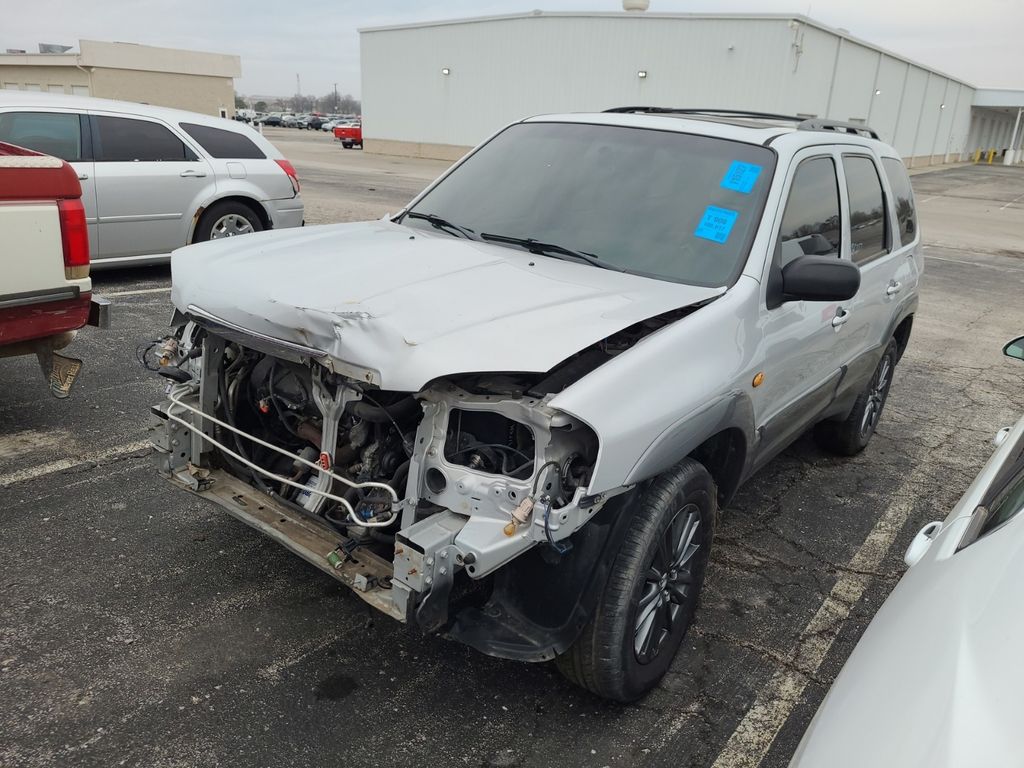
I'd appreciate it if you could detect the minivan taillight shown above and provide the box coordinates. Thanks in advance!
[58,198,89,280]
[275,159,300,195]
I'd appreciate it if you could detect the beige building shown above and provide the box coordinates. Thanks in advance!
[0,40,240,117]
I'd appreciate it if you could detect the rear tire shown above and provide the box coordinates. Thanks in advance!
[555,459,716,702]
[815,338,898,456]
[193,200,263,244]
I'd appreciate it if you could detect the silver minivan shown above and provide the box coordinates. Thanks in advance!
[0,93,304,268]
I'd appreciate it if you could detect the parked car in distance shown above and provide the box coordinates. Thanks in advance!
[790,336,1024,768]
[260,114,283,127]
[282,114,298,128]
[151,109,920,702]
[333,121,362,149]
[0,141,109,396]
[0,93,304,269]
[307,115,326,130]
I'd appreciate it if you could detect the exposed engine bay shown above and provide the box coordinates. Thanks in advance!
[151,319,608,641]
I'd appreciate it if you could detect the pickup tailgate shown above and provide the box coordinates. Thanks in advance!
[0,144,88,303]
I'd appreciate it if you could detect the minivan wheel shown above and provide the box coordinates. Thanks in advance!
[555,459,716,702]
[194,201,264,243]
[815,338,898,456]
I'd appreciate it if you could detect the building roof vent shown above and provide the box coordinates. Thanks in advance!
[623,0,650,11]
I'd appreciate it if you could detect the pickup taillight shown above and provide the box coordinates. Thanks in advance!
[274,159,300,195]
[58,198,89,280]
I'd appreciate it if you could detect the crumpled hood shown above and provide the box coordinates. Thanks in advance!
[171,220,722,391]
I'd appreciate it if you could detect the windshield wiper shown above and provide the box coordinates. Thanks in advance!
[479,233,626,272]
[404,211,479,240]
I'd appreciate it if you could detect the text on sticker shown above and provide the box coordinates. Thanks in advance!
[721,161,762,194]
[695,206,739,244]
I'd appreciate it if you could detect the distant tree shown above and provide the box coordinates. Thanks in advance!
[234,93,247,109]
[288,93,314,113]
[338,94,361,115]
[254,100,267,113]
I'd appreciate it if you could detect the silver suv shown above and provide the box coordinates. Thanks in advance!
[0,93,303,268]
[151,108,920,701]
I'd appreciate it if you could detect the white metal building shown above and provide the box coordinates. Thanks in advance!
[360,11,1024,164]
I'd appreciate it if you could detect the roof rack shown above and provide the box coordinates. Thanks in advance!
[796,118,879,140]
[603,107,880,140]
[604,107,803,121]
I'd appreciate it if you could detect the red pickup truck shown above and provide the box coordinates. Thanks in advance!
[332,122,363,149]
[0,141,109,397]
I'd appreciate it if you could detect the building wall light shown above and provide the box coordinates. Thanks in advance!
[940,103,946,109]
[441,67,450,76]
[638,70,648,79]
[874,89,881,96]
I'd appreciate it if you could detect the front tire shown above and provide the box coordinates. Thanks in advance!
[555,459,716,702]
[193,200,263,243]
[815,338,898,456]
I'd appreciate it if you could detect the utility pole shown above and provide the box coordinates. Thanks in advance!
[334,82,338,111]
[296,73,301,96]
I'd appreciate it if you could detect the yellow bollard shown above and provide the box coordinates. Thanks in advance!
[987,149,995,164]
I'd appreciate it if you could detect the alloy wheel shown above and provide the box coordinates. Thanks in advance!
[634,503,702,664]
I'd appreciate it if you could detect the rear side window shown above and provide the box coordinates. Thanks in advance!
[843,156,888,264]
[980,470,1024,538]
[777,156,841,267]
[882,157,917,243]
[92,116,196,162]
[0,111,82,161]
[179,122,265,159]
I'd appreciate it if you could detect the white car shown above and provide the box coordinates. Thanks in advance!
[790,336,1024,768]
[151,109,921,702]
[0,93,304,268]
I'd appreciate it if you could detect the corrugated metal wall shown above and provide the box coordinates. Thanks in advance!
[360,14,980,163]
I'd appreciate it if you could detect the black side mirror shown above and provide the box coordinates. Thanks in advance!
[781,255,861,303]
[1004,337,1024,361]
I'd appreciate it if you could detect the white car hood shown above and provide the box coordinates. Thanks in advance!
[171,220,723,391]
[791,513,1024,768]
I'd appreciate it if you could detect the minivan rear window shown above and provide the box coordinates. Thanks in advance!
[179,122,266,159]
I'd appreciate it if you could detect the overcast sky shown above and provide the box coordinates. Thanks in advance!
[4,0,1022,97]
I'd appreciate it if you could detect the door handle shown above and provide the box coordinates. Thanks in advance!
[831,307,850,328]
[77,173,89,181]
[179,169,207,178]
[886,280,902,296]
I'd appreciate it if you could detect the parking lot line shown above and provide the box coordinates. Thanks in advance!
[924,254,1024,272]
[999,192,1024,210]
[102,287,172,297]
[0,440,151,488]
[708,457,934,768]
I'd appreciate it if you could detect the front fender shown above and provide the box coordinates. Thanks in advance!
[624,391,755,486]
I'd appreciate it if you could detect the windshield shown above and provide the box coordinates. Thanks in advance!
[403,121,775,287]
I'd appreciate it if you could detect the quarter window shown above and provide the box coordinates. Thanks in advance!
[843,156,888,263]
[92,116,196,162]
[179,122,265,159]
[0,111,83,161]
[777,157,841,267]
[882,157,917,243]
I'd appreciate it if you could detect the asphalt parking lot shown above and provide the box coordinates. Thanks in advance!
[2,128,1023,768]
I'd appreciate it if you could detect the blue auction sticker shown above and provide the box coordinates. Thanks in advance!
[695,205,739,244]
[720,161,762,194]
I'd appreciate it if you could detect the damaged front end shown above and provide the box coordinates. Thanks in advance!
[151,315,621,659]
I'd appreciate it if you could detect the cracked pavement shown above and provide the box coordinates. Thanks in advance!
[1,132,1022,768]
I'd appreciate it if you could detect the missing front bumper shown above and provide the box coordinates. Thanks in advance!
[158,461,405,622]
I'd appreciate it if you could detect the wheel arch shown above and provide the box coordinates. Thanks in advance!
[189,195,271,243]
[622,392,755,507]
